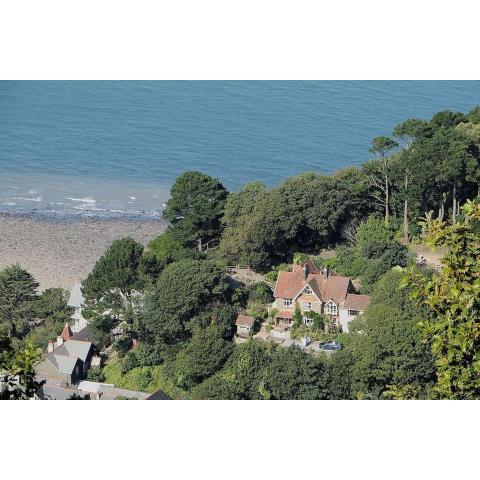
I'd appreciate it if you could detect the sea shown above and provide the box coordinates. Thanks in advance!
[1,81,480,220]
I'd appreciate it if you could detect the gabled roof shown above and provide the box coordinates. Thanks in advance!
[321,275,351,304]
[343,294,370,311]
[60,323,73,341]
[47,354,80,375]
[70,326,99,346]
[147,390,172,400]
[274,264,353,305]
[53,340,93,364]
[235,314,255,327]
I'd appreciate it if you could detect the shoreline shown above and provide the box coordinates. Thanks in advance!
[0,214,168,291]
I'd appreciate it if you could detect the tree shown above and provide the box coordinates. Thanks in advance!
[82,237,144,320]
[145,229,198,264]
[87,365,106,382]
[188,302,238,340]
[348,269,435,398]
[323,349,356,399]
[409,199,480,399]
[367,136,399,221]
[173,325,234,389]
[190,373,242,400]
[217,182,270,269]
[138,260,232,348]
[260,346,326,399]
[393,119,432,241]
[27,288,73,350]
[0,265,39,338]
[162,171,228,251]
[0,340,43,399]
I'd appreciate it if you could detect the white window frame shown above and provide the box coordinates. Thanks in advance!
[348,309,360,316]
[303,315,313,326]
[325,302,337,315]
[303,286,313,295]
[283,298,293,307]
[303,301,312,311]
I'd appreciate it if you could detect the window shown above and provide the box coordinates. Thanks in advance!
[348,310,360,316]
[303,301,312,311]
[325,302,337,315]
[303,286,313,295]
[283,298,292,307]
[303,316,313,326]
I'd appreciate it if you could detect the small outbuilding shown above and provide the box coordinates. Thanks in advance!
[235,314,255,338]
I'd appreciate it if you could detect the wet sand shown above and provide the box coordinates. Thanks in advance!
[0,214,168,290]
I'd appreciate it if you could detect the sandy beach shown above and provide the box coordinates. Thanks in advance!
[0,214,167,291]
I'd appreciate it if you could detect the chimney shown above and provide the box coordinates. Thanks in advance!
[323,267,329,279]
[302,263,308,279]
[47,340,54,353]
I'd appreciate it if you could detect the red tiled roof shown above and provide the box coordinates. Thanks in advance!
[343,294,370,311]
[274,264,353,305]
[60,323,73,341]
[321,275,351,304]
[235,315,255,327]
[276,309,293,319]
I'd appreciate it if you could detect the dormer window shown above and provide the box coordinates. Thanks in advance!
[325,302,337,315]
[283,298,293,307]
[303,286,313,295]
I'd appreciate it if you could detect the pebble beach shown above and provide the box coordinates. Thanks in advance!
[0,214,167,291]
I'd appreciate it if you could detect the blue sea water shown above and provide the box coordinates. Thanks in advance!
[1,81,480,220]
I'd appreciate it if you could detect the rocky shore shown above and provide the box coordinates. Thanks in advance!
[0,214,168,290]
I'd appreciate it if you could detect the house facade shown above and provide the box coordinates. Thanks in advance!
[271,261,369,333]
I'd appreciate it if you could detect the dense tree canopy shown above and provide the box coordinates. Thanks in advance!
[138,259,232,348]
[162,171,229,251]
[0,265,39,339]
[173,325,234,389]
[346,269,436,398]
[82,237,144,320]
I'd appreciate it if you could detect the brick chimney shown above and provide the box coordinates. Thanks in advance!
[302,263,308,279]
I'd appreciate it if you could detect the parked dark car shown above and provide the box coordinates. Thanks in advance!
[319,341,343,351]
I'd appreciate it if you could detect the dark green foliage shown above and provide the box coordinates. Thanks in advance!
[247,282,274,304]
[190,374,242,400]
[0,265,38,337]
[173,325,234,389]
[138,259,232,347]
[68,393,91,400]
[328,216,408,292]
[323,349,356,399]
[89,315,115,346]
[27,288,73,350]
[112,335,133,358]
[191,339,271,399]
[87,365,105,382]
[218,170,375,271]
[145,228,198,264]
[188,302,237,340]
[260,346,326,400]
[163,171,228,250]
[82,238,145,320]
[83,237,144,298]
[347,269,435,398]
[430,110,466,129]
